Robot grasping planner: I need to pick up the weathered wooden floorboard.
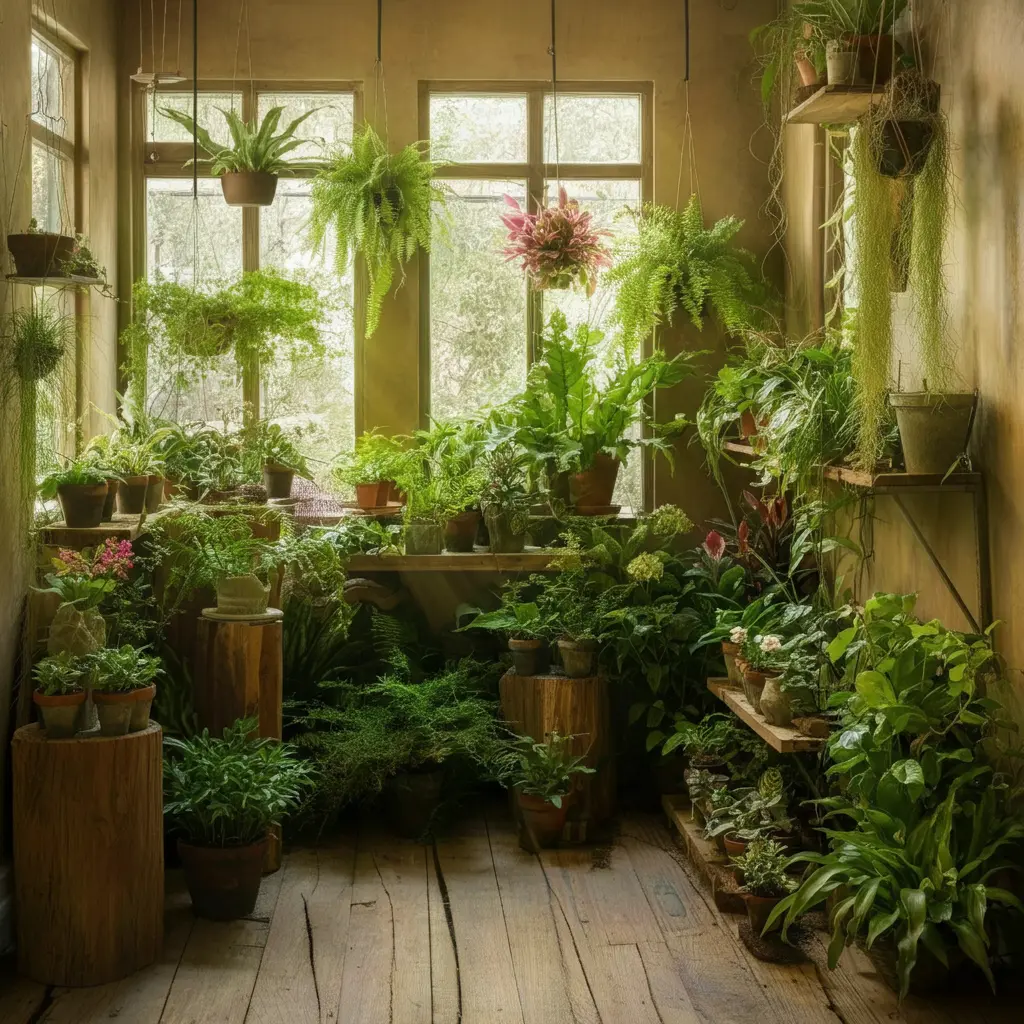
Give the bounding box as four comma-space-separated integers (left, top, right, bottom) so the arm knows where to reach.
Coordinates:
0, 969, 47, 1024
427, 842, 460, 1024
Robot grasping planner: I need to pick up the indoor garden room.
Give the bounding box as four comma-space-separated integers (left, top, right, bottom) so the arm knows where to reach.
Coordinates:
2, 1, 1024, 1022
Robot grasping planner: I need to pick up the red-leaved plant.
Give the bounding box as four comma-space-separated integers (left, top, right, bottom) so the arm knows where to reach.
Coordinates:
500, 187, 612, 294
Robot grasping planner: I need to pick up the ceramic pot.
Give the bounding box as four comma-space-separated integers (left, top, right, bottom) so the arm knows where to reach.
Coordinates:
220, 171, 278, 207
93, 691, 133, 736
386, 767, 445, 837
215, 574, 271, 617
890, 392, 976, 474
745, 893, 784, 936
724, 834, 747, 858
742, 665, 769, 713
57, 482, 108, 528
355, 481, 388, 510
722, 642, 743, 686
405, 522, 444, 555
444, 510, 481, 553
570, 453, 620, 509
262, 464, 295, 499
6, 232, 75, 277
826, 47, 858, 86
517, 791, 568, 849
759, 675, 793, 728
557, 639, 597, 679
484, 507, 526, 553
33, 689, 86, 738
129, 683, 157, 731
508, 637, 543, 677
178, 837, 269, 920
145, 475, 164, 512
116, 475, 150, 514
101, 478, 119, 520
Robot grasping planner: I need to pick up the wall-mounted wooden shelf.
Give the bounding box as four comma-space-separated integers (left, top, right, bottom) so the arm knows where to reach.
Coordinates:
708, 678, 825, 754
38, 512, 151, 549
786, 85, 882, 124
345, 550, 559, 573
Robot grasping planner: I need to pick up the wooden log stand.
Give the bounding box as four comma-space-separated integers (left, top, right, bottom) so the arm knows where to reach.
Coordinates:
194, 613, 284, 871
499, 670, 615, 842
12, 723, 164, 987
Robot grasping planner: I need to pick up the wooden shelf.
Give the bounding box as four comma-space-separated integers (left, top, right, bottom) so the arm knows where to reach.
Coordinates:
345, 549, 560, 573
723, 441, 756, 457
708, 678, 825, 754
38, 512, 153, 549
786, 85, 882, 124
6, 274, 104, 288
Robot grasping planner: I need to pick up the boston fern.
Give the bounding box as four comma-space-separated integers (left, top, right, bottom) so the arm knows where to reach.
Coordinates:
608, 195, 769, 353
310, 123, 449, 337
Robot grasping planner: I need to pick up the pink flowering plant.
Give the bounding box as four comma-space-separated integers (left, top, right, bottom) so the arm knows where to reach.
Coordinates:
41, 539, 135, 608
500, 187, 611, 294
740, 632, 786, 673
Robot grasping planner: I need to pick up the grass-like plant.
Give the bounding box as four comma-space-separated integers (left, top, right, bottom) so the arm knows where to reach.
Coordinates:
309, 123, 448, 337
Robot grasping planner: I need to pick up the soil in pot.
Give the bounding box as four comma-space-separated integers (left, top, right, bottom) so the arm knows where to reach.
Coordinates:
745, 893, 785, 936
220, 171, 278, 207
57, 482, 108, 528
179, 837, 268, 920
890, 392, 976, 475
216, 575, 271, 617
33, 690, 86, 739
386, 767, 445, 838
102, 479, 119, 520
722, 642, 742, 686
7, 232, 75, 277
517, 791, 568, 849
557, 639, 596, 678
570, 453, 620, 509
484, 508, 525, 553
129, 684, 157, 731
145, 475, 164, 512
405, 522, 444, 555
263, 464, 295, 499
117, 475, 150, 514
742, 666, 769, 713
508, 637, 543, 676
93, 692, 133, 736
355, 481, 389, 510
759, 675, 793, 728
444, 510, 481, 553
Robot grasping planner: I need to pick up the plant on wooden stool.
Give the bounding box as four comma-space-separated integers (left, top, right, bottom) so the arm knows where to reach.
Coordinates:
91, 645, 162, 736
164, 718, 313, 920
459, 580, 550, 675
32, 652, 91, 739
732, 837, 795, 935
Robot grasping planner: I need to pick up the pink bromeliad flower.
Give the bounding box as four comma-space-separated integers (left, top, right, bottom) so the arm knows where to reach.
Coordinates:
703, 531, 726, 561
500, 187, 612, 295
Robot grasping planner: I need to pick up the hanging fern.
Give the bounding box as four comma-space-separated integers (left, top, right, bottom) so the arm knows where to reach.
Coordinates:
309, 123, 449, 337
606, 196, 770, 354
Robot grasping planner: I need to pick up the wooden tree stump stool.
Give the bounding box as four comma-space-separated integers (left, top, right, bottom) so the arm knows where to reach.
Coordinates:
499, 671, 616, 842
194, 614, 284, 871
12, 723, 164, 987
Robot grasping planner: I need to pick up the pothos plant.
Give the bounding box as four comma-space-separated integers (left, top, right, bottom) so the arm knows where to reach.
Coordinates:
309, 123, 449, 337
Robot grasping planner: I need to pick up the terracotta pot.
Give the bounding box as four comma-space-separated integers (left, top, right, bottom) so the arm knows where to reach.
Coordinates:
794, 54, 820, 88
145, 475, 164, 512
383, 480, 405, 504
33, 689, 86, 739
178, 837, 269, 920
484, 507, 525, 553
116, 475, 150, 514
739, 409, 758, 440
57, 482, 108, 528
444, 510, 481, 553
355, 481, 388, 510
570, 453, 620, 509
6, 232, 75, 277
845, 33, 896, 86
92, 690, 134, 736
220, 171, 278, 207
722, 641, 743, 686
557, 639, 597, 679
216, 574, 271, 617
759, 675, 793, 728
128, 683, 156, 732
724, 834, 747, 858
745, 893, 784, 936
508, 637, 543, 677
517, 791, 568, 849
742, 665, 769, 713
102, 478, 119, 520
405, 522, 444, 555
386, 768, 445, 837
262, 464, 295, 499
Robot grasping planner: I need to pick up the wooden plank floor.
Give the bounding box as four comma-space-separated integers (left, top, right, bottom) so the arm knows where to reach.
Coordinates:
6, 806, 1018, 1024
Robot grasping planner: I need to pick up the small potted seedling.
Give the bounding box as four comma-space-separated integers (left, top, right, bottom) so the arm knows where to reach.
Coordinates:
494, 731, 595, 850
38, 460, 110, 528
243, 421, 310, 500
731, 838, 795, 935
32, 652, 89, 738
661, 713, 736, 788
164, 718, 313, 919
91, 645, 162, 736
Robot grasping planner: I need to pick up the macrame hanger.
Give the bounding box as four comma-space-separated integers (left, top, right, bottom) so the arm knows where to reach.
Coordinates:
674, 0, 700, 207
232, 0, 254, 114
374, 0, 390, 143
191, 0, 199, 282
549, 0, 561, 192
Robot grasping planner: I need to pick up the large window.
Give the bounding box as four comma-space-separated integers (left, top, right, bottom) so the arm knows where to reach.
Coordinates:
423, 84, 652, 506
140, 86, 358, 473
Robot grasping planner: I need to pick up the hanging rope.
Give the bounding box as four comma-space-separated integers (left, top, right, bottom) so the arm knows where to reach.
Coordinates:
191, 0, 199, 279
674, 0, 700, 207
548, 0, 560, 189
373, 0, 390, 141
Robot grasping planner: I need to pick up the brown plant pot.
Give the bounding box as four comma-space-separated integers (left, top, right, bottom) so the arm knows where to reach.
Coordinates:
759, 675, 793, 728
570, 453, 620, 509
6, 232, 75, 277
92, 691, 134, 737
220, 171, 278, 207
355, 481, 389, 510
444, 510, 481, 553
557, 639, 597, 679
145, 475, 165, 512
508, 637, 543, 677
178, 837, 269, 920
33, 689, 86, 739
383, 480, 405, 504
890, 391, 976, 475
102, 478, 119, 520
722, 641, 742, 686
262, 464, 295, 499
386, 768, 445, 838
739, 409, 758, 440
745, 893, 785, 936
794, 54, 819, 88
845, 33, 897, 86
742, 666, 769, 713
57, 482, 108, 529
517, 791, 569, 849
484, 507, 525, 553
724, 834, 747, 859
128, 683, 157, 732
117, 475, 150, 514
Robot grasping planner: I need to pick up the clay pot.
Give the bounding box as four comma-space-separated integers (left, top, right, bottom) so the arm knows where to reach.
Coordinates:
6, 232, 75, 277
745, 893, 785, 936
724, 834, 747, 858
794, 54, 820, 88
33, 689, 86, 739
93, 691, 134, 736
826, 46, 858, 86
178, 837, 269, 920
845, 33, 897, 86
102, 478, 119, 520
57, 482, 108, 528
570, 453, 620, 509
220, 171, 278, 207
355, 481, 388, 510
444, 510, 481, 553
129, 683, 157, 732
116, 475, 150, 514
215, 574, 271, 617
759, 675, 793, 728
890, 391, 976, 475
405, 522, 444, 555
386, 767, 445, 838
517, 791, 568, 849
508, 637, 543, 677
484, 507, 526, 553
145, 475, 165, 512
722, 641, 743, 686
739, 409, 758, 440
557, 639, 597, 679
262, 464, 295, 499
742, 665, 769, 713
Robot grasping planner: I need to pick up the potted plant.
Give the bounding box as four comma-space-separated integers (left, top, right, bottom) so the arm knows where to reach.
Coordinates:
61, 232, 109, 286
492, 731, 596, 849
309, 123, 449, 336
201, 534, 276, 617
333, 430, 410, 510
240, 420, 311, 499
460, 581, 548, 676
6, 218, 75, 277
90, 645, 161, 736
38, 460, 110, 528
160, 104, 318, 207
534, 565, 602, 677
739, 632, 786, 715
889, 389, 976, 476
32, 652, 90, 738
109, 438, 164, 514
684, 767, 729, 826
660, 713, 737, 782
479, 440, 532, 552
731, 838, 795, 935
164, 718, 313, 919
500, 186, 611, 293
705, 769, 793, 856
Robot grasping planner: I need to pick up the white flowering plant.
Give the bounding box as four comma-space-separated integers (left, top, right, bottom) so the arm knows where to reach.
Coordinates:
740, 632, 787, 672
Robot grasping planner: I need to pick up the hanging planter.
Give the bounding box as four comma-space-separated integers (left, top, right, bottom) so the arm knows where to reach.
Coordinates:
872, 75, 942, 180
7, 225, 76, 278
220, 170, 279, 208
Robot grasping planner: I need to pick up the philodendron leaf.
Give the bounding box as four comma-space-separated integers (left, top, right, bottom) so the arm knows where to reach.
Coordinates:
828, 626, 857, 664
856, 670, 896, 708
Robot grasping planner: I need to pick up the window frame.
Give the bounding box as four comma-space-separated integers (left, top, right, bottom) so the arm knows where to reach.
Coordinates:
418, 80, 654, 509
134, 79, 363, 430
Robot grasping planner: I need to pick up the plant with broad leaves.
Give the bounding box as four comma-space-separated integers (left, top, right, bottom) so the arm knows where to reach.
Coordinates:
491, 731, 596, 808
705, 768, 794, 842
458, 580, 548, 641
685, 767, 729, 807
90, 644, 162, 694
657, 712, 738, 761
732, 837, 795, 899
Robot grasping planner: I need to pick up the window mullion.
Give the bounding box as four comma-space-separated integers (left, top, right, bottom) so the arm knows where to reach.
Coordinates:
242, 205, 260, 423
527, 89, 545, 365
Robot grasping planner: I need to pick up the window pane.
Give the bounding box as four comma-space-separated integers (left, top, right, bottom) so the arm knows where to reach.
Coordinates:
430, 179, 528, 421
145, 178, 244, 425
544, 94, 642, 164
32, 143, 73, 233
34, 290, 77, 484
257, 92, 354, 162
260, 180, 355, 477
147, 92, 242, 146
430, 95, 528, 164
31, 37, 73, 140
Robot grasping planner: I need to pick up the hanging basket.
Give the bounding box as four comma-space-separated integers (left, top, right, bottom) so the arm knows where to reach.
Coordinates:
870, 75, 942, 180
220, 171, 278, 207
6, 232, 75, 278
372, 181, 405, 218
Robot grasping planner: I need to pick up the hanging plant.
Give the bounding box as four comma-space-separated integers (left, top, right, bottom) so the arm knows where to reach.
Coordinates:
499, 187, 611, 294
160, 105, 318, 207
606, 195, 771, 354
308, 123, 448, 337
